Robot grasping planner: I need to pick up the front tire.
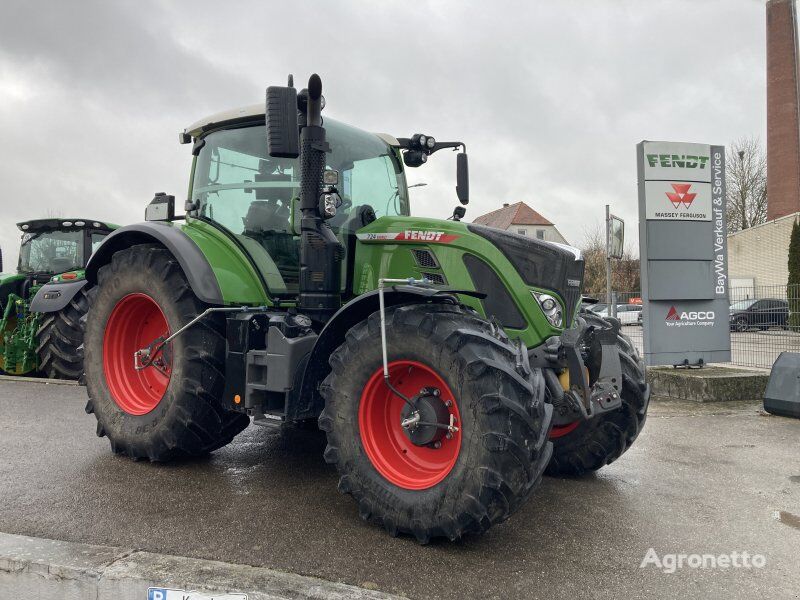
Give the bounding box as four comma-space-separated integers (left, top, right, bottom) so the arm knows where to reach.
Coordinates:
83, 244, 249, 461
35, 287, 88, 380
319, 303, 552, 542
546, 311, 650, 476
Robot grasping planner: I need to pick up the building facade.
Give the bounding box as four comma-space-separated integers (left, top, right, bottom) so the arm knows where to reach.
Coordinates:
472, 202, 568, 244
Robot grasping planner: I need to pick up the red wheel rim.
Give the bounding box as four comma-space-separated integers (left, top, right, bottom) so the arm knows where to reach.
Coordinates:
359, 360, 461, 490
550, 421, 580, 439
103, 293, 171, 416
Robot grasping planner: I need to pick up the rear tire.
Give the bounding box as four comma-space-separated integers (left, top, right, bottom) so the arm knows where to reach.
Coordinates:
546, 311, 650, 477
35, 287, 88, 380
319, 303, 553, 542
83, 244, 249, 461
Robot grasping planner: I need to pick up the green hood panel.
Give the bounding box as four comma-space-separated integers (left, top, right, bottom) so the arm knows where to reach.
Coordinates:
351, 216, 564, 346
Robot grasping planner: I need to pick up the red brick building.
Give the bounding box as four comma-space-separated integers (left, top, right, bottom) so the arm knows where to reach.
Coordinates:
767, 0, 800, 220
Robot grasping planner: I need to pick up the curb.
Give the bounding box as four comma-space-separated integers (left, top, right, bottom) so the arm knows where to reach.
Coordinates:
0, 374, 80, 386
0, 532, 405, 600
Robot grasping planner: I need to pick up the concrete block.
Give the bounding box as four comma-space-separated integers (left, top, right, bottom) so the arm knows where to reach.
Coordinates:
647, 365, 769, 402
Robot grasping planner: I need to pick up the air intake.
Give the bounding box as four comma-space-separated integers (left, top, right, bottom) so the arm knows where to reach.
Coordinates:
411, 249, 439, 269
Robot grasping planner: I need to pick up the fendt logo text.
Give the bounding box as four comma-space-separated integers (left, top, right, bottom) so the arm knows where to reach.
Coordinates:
646, 154, 710, 169
665, 306, 716, 328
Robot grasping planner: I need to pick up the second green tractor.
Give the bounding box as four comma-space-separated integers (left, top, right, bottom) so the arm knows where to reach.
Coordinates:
44, 74, 650, 541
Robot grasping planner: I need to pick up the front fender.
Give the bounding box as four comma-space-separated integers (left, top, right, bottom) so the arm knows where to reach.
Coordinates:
30, 280, 88, 313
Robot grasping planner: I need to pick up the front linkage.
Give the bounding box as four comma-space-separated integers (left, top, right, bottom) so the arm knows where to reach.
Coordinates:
529, 314, 624, 428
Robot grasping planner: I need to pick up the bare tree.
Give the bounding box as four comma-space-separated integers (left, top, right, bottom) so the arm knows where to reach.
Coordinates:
580, 222, 640, 297
726, 137, 767, 233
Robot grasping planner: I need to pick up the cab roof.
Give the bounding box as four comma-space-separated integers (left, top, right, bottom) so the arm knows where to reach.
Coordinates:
16, 219, 117, 233
181, 103, 400, 147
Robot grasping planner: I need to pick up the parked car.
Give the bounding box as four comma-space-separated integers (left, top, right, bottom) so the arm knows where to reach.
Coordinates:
595, 304, 643, 325
729, 298, 789, 332
586, 302, 608, 314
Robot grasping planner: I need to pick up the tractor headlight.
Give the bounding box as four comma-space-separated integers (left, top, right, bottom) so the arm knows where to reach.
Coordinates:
532, 292, 563, 327
425, 136, 436, 149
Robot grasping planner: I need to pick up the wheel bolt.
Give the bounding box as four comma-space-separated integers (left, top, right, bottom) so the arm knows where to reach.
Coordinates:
433, 441, 442, 449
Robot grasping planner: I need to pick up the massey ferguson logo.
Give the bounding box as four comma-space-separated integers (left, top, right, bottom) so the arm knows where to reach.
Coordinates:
665, 306, 716, 327
665, 183, 696, 209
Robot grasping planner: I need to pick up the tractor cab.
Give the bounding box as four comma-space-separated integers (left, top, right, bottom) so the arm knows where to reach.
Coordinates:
185, 109, 409, 298
16, 219, 115, 284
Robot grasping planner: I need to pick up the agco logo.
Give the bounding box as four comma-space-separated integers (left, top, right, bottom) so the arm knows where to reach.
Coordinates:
665, 306, 716, 328
665, 183, 696, 209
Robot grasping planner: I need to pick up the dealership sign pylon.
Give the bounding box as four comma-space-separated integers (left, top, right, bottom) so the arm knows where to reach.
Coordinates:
637, 141, 731, 366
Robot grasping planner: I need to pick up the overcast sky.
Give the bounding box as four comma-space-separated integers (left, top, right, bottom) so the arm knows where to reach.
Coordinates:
0, 0, 766, 270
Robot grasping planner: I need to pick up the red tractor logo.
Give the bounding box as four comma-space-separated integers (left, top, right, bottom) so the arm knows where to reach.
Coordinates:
665, 183, 696, 209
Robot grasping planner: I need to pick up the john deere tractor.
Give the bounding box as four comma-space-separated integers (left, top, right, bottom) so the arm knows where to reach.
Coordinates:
63, 74, 649, 541
0, 219, 115, 378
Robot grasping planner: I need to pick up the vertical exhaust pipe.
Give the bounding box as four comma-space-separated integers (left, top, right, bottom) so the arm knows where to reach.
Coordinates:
297, 74, 343, 323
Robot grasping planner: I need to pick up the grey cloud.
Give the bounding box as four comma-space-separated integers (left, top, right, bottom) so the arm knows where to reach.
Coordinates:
0, 0, 765, 269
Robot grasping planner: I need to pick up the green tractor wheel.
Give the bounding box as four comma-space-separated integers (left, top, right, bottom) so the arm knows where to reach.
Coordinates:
546, 310, 650, 476
319, 303, 553, 543
35, 288, 88, 379
83, 244, 249, 461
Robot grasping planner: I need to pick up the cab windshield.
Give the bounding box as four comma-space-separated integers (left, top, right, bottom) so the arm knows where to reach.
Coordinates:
18, 229, 84, 275
191, 119, 408, 295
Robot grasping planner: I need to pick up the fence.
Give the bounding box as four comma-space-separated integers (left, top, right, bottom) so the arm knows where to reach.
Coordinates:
590, 285, 800, 369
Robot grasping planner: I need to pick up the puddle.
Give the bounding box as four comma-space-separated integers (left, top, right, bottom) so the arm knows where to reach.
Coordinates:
773, 510, 800, 530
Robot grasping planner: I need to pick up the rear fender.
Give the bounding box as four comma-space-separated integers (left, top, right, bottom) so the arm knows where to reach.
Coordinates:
85, 222, 224, 305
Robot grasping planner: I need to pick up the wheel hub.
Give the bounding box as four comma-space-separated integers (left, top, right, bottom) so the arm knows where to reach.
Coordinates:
400, 388, 451, 447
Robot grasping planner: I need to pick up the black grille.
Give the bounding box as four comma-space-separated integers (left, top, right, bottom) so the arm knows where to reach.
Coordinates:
422, 272, 447, 285
411, 248, 439, 269
467, 223, 585, 327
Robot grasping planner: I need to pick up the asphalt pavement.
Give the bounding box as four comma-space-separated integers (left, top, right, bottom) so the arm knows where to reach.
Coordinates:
0, 378, 798, 599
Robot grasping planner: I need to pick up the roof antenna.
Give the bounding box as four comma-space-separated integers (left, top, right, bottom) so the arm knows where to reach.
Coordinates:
287, 74, 294, 88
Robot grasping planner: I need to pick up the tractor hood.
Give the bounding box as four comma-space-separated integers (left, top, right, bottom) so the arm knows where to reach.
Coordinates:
466, 223, 585, 324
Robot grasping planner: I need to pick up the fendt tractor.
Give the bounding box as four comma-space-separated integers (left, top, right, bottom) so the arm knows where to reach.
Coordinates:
0, 219, 115, 378
41, 74, 649, 541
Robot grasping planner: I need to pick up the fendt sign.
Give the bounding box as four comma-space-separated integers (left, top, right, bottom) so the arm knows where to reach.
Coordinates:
637, 141, 731, 366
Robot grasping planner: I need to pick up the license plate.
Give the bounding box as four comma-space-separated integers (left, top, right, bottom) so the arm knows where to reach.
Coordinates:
148, 588, 247, 600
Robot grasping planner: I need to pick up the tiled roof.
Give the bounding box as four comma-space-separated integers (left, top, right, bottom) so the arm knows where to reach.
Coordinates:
472, 202, 554, 229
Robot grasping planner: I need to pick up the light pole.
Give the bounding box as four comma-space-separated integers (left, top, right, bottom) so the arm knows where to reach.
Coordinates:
606, 204, 612, 313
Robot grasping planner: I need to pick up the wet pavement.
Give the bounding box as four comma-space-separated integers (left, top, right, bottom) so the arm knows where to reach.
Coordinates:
0, 378, 798, 599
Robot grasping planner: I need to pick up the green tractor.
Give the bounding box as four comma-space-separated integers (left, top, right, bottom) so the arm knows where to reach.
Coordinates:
0, 219, 115, 378
67, 74, 649, 541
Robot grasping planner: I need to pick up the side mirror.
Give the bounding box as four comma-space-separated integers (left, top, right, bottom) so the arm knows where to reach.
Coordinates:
608, 214, 625, 259
456, 152, 469, 205
266, 85, 299, 158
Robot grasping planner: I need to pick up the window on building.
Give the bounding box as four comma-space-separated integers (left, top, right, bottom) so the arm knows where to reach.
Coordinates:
517, 229, 526, 235
536, 229, 545, 240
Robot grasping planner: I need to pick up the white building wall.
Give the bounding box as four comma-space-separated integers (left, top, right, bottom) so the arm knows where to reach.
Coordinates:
727, 212, 799, 292
509, 224, 568, 244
